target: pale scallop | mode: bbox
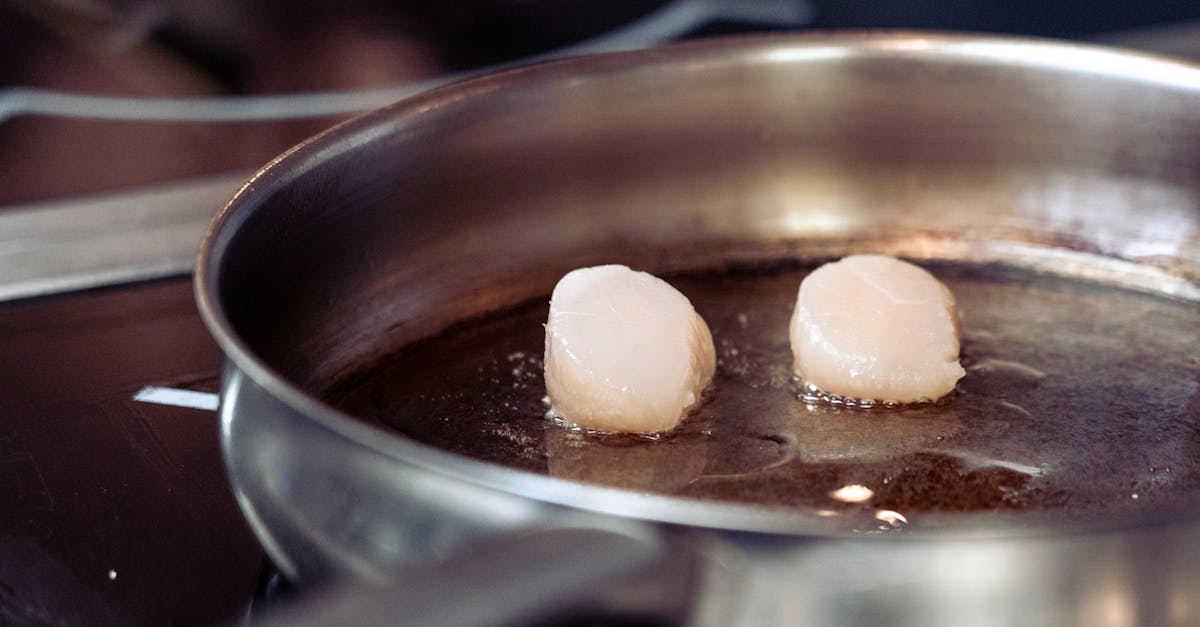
[544,265,715,433]
[789,255,965,403]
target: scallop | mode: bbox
[544,265,715,433]
[789,255,965,404]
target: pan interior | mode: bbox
[326,257,1200,532]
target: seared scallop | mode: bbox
[544,265,715,433]
[789,255,965,404]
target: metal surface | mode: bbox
[0,172,247,302]
[258,526,701,626]
[197,33,1200,624]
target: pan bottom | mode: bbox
[329,259,1200,531]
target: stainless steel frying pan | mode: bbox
[196,33,1200,625]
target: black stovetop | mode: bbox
[0,278,260,625]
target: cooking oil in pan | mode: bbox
[329,261,1200,529]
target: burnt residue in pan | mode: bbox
[328,261,1200,530]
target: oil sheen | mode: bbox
[329,261,1200,530]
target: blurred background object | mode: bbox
[4,0,1200,205]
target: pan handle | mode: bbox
[256,525,703,626]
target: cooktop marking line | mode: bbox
[133,386,219,411]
